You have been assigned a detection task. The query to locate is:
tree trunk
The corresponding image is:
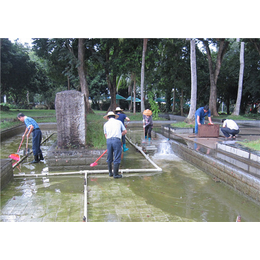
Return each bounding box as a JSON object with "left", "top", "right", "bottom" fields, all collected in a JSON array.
[
  {"left": 186, "top": 39, "right": 197, "bottom": 123},
  {"left": 203, "top": 39, "right": 229, "bottom": 117},
  {"left": 67, "top": 76, "right": 70, "bottom": 90},
  {"left": 141, "top": 38, "right": 147, "bottom": 112},
  {"left": 105, "top": 46, "right": 117, "bottom": 112},
  {"left": 172, "top": 87, "right": 176, "bottom": 113},
  {"left": 232, "top": 42, "right": 245, "bottom": 116},
  {"left": 133, "top": 74, "right": 136, "bottom": 114},
  {"left": 180, "top": 89, "right": 184, "bottom": 116},
  {"left": 77, "top": 38, "right": 93, "bottom": 114}
]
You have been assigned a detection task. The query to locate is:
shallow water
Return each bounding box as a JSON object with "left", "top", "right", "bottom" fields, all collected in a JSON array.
[
  {"left": 1, "top": 128, "right": 260, "bottom": 222},
  {"left": 1, "top": 130, "right": 56, "bottom": 174}
]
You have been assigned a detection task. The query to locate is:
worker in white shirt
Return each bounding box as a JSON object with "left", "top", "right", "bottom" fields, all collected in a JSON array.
[{"left": 221, "top": 119, "right": 239, "bottom": 139}]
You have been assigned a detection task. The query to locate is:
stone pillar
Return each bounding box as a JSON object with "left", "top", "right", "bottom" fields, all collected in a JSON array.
[{"left": 55, "top": 90, "right": 86, "bottom": 148}]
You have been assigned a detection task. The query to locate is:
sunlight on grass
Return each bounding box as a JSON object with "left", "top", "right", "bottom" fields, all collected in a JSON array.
[{"left": 239, "top": 139, "right": 260, "bottom": 151}]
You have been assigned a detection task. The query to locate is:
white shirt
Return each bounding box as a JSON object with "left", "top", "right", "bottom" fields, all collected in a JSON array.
[
  {"left": 223, "top": 119, "right": 239, "bottom": 130},
  {"left": 104, "top": 118, "right": 126, "bottom": 139}
]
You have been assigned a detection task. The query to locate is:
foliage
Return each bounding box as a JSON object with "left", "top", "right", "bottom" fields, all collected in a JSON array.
[
  {"left": 2, "top": 38, "right": 260, "bottom": 120},
  {"left": 147, "top": 92, "right": 160, "bottom": 119},
  {"left": 0, "top": 103, "right": 9, "bottom": 111}
]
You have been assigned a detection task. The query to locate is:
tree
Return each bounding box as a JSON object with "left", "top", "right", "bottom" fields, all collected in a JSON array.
[
  {"left": 140, "top": 38, "right": 147, "bottom": 112},
  {"left": 200, "top": 38, "right": 229, "bottom": 116},
  {"left": 77, "top": 38, "right": 92, "bottom": 113},
  {"left": 186, "top": 39, "right": 197, "bottom": 123},
  {"left": 1, "top": 39, "right": 37, "bottom": 105},
  {"left": 232, "top": 41, "right": 245, "bottom": 116},
  {"left": 33, "top": 38, "right": 93, "bottom": 113}
]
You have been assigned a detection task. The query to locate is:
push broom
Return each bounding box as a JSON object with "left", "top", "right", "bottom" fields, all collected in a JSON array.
[{"left": 90, "top": 150, "right": 107, "bottom": 167}]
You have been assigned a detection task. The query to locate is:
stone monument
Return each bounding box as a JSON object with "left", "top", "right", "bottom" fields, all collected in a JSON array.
[{"left": 55, "top": 90, "right": 86, "bottom": 148}]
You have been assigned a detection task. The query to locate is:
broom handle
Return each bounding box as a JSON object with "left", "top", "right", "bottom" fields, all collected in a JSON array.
[
  {"left": 94, "top": 150, "right": 107, "bottom": 163},
  {"left": 17, "top": 135, "right": 25, "bottom": 153}
]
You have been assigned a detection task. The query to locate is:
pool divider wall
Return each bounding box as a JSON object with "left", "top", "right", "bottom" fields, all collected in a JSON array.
[
  {"left": 47, "top": 142, "right": 108, "bottom": 172},
  {"left": 0, "top": 159, "right": 13, "bottom": 190},
  {"left": 1, "top": 123, "right": 57, "bottom": 141},
  {"left": 170, "top": 139, "right": 260, "bottom": 203}
]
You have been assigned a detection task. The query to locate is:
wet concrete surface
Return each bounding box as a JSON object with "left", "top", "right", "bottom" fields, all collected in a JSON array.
[{"left": 1, "top": 122, "right": 260, "bottom": 222}]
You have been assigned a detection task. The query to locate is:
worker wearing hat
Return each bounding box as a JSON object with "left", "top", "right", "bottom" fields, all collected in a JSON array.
[
  {"left": 114, "top": 107, "right": 130, "bottom": 152},
  {"left": 143, "top": 109, "right": 153, "bottom": 141},
  {"left": 103, "top": 111, "right": 127, "bottom": 178}
]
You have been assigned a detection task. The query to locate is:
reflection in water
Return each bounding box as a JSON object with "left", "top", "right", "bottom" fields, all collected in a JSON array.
[{"left": 1, "top": 128, "right": 260, "bottom": 222}]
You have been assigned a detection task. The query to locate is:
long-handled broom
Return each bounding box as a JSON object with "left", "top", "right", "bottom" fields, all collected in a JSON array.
[{"left": 90, "top": 150, "right": 107, "bottom": 167}]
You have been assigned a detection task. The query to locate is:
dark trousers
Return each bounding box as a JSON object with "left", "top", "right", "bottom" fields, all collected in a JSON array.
[
  {"left": 106, "top": 138, "right": 122, "bottom": 165},
  {"left": 221, "top": 127, "right": 239, "bottom": 138},
  {"left": 145, "top": 125, "right": 152, "bottom": 138},
  {"left": 32, "top": 129, "right": 42, "bottom": 156}
]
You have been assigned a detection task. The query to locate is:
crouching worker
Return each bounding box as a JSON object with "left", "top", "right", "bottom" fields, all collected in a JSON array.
[
  {"left": 221, "top": 119, "right": 239, "bottom": 139},
  {"left": 17, "top": 113, "right": 44, "bottom": 163},
  {"left": 103, "top": 111, "right": 127, "bottom": 178}
]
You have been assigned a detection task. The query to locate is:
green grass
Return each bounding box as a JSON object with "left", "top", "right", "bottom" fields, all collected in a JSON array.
[
  {"left": 86, "top": 113, "right": 107, "bottom": 149},
  {"left": 0, "top": 109, "right": 56, "bottom": 130},
  {"left": 170, "top": 122, "right": 194, "bottom": 128},
  {"left": 2, "top": 109, "right": 260, "bottom": 151},
  {"left": 238, "top": 139, "right": 260, "bottom": 151}
]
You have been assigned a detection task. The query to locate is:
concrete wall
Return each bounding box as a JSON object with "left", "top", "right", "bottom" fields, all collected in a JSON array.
[
  {"left": 171, "top": 140, "right": 260, "bottom": 203},
  {"left": 0, "top": 123, "right": 57, "bottom": 141},
  {"left": 47, "top": 142, "right": 107, "bottom": 172},
  {"left": 0, "top": 159, "right": 13, "bottom": 190}
]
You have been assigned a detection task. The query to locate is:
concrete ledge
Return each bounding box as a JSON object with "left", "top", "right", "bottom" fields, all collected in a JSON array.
[
  {"left": 1, "top": 123, "right": 57, "bottom": 141},
  {"left": 162, "top": 126, "right": 194, "bottom": 134},
  {"left": 0, "top": 159, "right": 13, "bottom": 190},
  {"left": 171, "top": 140, "right": 260, "bottom": 203},
  {"left": 217, "top": 142, "right": 260, "bottom": 162},
  {"left": 47, "top": 142, "right": 107, "bottom": 172}
]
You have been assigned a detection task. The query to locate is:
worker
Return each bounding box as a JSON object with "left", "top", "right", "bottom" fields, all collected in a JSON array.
[
  {"left": 103, "top": 111, "right": 127, "bottom": 178},
  {"left": 195, "top": 105, "right": 213, "bottom": 134},
  {"left": 221, "top": 119, "right": 239, "bottom": 139},
  {"left": 143, "top": 109, "right": 153, "bottom": 141},
  {"left": 17, "top": 113, "right": 44, "bottom": 163},
  {"left": 114, "top": 107, "right": 130, "bottom": 152}
]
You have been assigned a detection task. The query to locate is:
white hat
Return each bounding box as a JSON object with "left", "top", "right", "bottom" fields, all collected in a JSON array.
[
  {"left": 115, "top": 107, "right": 123, "bottom": 112},
  {"left": 103, "top": 111, "right": 119, "bottom": 120}
]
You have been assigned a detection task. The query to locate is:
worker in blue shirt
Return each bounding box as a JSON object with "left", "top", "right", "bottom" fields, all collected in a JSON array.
[
  {"left": 114, "top": 107, "right": 130, "bottom": 152},
  {"left": 17, "top": 113, "right": 44, "bottom": 163},
  {"left": 195, "top": 105, "right": 213, "bottom": 134}
]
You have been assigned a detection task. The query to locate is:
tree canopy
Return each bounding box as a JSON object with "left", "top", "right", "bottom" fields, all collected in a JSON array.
[{"left": 1, "top": 38, "right": 259, "bottom": 117}]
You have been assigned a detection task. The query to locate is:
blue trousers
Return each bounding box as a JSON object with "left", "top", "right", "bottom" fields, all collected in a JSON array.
[
  {"left": 106, "top": 138, "right": 122, "bottom": 164},
  {"left": 221, "top": 127, "right": 239, "bottom": 137},
  {"left": 32, "top": 128, "right": 42, "bottom": 156},
  {"left": 195, "top": 118, "right": 205, "bottom": 134}
]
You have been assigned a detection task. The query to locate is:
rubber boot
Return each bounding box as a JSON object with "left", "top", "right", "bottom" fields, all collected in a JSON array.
[
  {"left": 113, "top": 163, "right": 122, "bottom": 178},
  {"left": 39, "top": 152, "right": 44, "bottom": 161},
  {"left": 108, "top": 163, "right": 113, "bottom": 177},
  {"left": 123, "top": 144, "right": 129, "bottom": 152},
  {"left": 30, "top": 154, "right": 40, "bottom": 164}
]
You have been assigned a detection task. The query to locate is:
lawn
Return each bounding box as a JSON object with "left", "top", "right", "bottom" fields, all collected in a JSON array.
[{"left": 1, "top": 109, "right": 260, "bottom": 151}]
